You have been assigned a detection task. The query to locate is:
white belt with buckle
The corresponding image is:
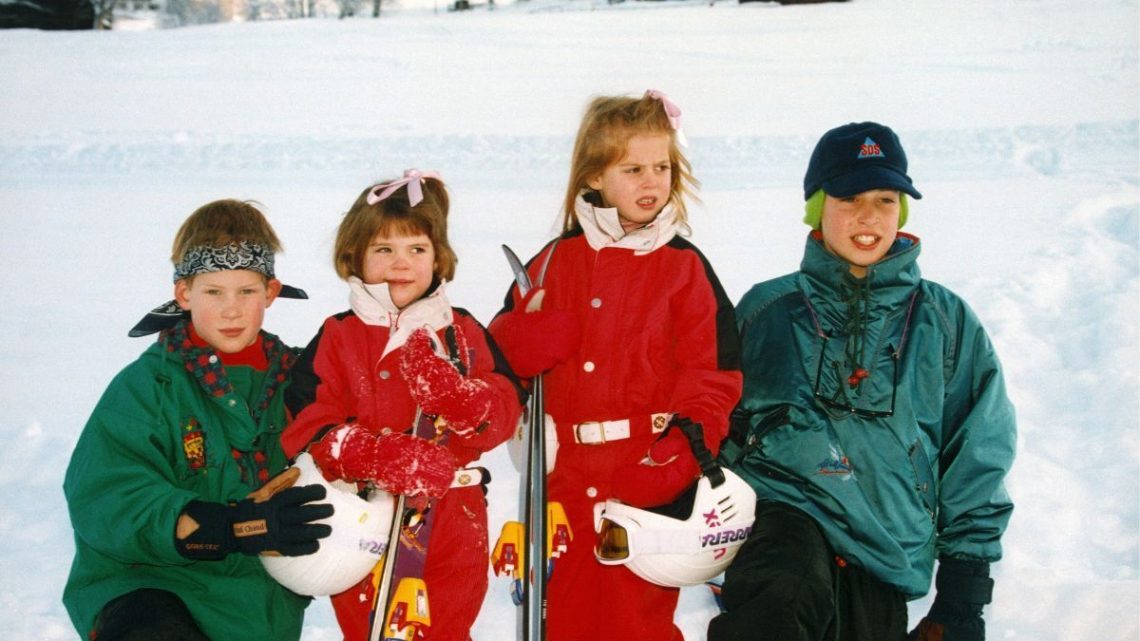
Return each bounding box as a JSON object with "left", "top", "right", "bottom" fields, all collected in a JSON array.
[
  {"left": 573, "top": 419, "right": 631, "bottom": 444},
  {"left": 571, "top": 413, "right": 672, "bottom": 445}
]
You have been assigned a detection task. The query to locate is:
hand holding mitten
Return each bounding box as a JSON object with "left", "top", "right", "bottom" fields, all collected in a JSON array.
[
  {"left": 401, "top": 327, "right": 496, "bottom": 435},
  {"left": 309, "top": 423, "right": 456, "bottom": 498}
]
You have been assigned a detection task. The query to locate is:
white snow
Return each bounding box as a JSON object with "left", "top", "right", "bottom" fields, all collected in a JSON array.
[{"left": 0, "top": 0, "right": 1137, "bottom": 639}]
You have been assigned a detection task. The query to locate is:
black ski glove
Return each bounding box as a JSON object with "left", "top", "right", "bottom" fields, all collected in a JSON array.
[
  {"left": 176, "top": 484, "right": 334, "bottom": 560},
  {"left": 908, "top": 558, "right": 994, "bottom": 641}
]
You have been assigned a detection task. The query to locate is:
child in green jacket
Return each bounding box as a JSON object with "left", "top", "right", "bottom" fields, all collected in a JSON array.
[
  {"left": 710, "top": 123, "right": 1015, "bottom": 641},
  {"left": 63, "top": 200, "right": 333, "bottom": 641}
]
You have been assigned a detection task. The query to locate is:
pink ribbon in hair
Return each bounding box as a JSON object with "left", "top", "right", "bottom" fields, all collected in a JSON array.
[
  {"left": 366, "top": 168, "right": 443, "bottom": 207},
  {"left": 645, "top": 89, "right": 687, "bottom": 146},
  {"left": 645, "top": 89, "right": 682, "bottom": 131}
]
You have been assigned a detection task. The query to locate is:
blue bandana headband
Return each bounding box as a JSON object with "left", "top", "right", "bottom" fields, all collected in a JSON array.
[
  {"left": 129, "top": 240, "right": 307, "bottom": 338},
  {"left": 173, "top": 241, "right": 275, "bottom": 282}
]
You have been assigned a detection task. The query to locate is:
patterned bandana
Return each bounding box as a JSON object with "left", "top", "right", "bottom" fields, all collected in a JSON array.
[
  {"left": 129, "top": 241, "right": 307, "bottom": 338},
  {"left": 173, "top": 241, "right": 275, "bottom": 282}
]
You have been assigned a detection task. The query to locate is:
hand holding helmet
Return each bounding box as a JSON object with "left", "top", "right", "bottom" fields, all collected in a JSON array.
[
  {"left": 175, "top": 480, "right": 334, "bottom": 560},
  {"left": 610, "top": 416, "right": 708, "bottom": 508},
  {"left": 260, "top": 453, "right": 398, "bottom": 596},
  {"left": 594, "top": 414, "right": 757, "bottom": 588}
]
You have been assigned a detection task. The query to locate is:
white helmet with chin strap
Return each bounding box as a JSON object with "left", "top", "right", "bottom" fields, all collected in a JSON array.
[
  {"left": 593, "top": 417, "right": 757, "bottom": 588},
  {"left": 260, "top": 452, "right": 396, "bottom": 596}
]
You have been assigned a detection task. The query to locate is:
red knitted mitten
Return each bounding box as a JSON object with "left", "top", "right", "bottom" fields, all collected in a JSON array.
[
  {"left": 401, "top": 328, "right": 495, "bottom": 436},
  {"left": 309, "top": 423, "right": 456, "bottom": 498}
]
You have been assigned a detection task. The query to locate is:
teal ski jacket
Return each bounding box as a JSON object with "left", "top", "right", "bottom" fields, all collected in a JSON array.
[
  {"left": 722, "top": 232, "right": 1015, "bottom": 597},
  {"left": 63, "top": 321, "right": 309, "bottom": 640}
]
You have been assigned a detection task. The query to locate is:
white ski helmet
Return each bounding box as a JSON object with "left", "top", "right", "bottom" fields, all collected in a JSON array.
[
  {"left": 260, "top": 452, "right": 396, "bottom": 596},
  {"left": 593, "top": 467, "right": 756, "bottom": 588}
]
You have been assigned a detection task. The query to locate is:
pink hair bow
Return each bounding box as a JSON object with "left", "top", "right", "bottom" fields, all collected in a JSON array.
[
  {"left": 645, "top": 89, "right": 687, "bottom": 146},
  {"left": 366, "top": 168, "right": 443, "bottom": 207}
]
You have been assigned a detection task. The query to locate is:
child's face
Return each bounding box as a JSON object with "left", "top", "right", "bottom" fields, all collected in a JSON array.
[
  {"left": 819, "top": 189, "right": 901, "bottom": 278},
  {"left": 362, "top": 230, "right": 436, "bottom": 309},
  {"left": 588, "top": 133, "right": 672, "bottom": 231},
  {"left": 175, "top": 269, "right": 281, "bottom": 353}
]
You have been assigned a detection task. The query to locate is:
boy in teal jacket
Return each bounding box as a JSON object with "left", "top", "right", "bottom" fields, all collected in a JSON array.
[
  {"left": 63, "top": 200, "right": 333, "bottom": 641},
  {"left": 710, "top": 123, "right": 1015, "bottom": 641}
]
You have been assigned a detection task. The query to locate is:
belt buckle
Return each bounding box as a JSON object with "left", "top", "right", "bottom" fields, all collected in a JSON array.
[{"left": 576, "top": 421, "right": 604, "bottom": 444}]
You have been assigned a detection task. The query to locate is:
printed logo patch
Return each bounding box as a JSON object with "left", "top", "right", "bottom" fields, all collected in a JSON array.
[
  {"left": 858, "top": 137, "right": 885, "bottom": 159},
  {"left": 233, "top": 518, "right": 269, "bottom": 537},
  {"left": 181, "top": 416, "right": 206, "bottom": 470},
  {"left": 816, "top": 444, "right": 855, "bottom": 481},
  {"left": 701, "top": 508, "right": 750, "bottom": 558}
]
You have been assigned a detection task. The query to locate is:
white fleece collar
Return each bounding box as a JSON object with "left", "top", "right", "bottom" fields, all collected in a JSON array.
[
  {"left": 347, "top": 276, "right": 453, "bottom": 359},
  {"left": 574, "top": 190, "right": 681, "bottom": 254}
]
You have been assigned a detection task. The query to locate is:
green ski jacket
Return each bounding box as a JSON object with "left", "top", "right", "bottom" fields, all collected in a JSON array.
[
  {"left": 63, "top": 321, "right": 308, "bottom": 640},
  {"left": 723, "top": 233, "right": 1015, "bottom": 597}
]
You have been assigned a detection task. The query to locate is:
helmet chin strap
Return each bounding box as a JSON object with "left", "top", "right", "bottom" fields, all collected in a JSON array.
[{"left": 666, "top": 416, "right": 725, "bottom": 487}]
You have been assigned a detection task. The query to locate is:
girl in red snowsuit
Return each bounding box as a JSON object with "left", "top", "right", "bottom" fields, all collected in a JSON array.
[
  {"left": 490, "top": 92, "right": 743, "bottom": 641},
  {"left": 283, "top": 170, "right": 525, "bottom": 641}
]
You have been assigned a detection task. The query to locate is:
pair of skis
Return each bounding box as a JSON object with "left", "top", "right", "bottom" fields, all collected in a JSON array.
[{"left": 489, "top": 244, "right": 567, "bottom": 641}]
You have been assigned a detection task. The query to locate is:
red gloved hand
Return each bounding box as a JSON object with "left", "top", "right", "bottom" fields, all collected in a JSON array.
[
  {"left": 492, "top": 289, "right": 580, "bottom": 378},
  {"left": 309, "top": 423, "right": 456, "bottom": 499},
  {"left": 401, "top": 327, "right": 496, "bottom": 436},
  {"left": 609, "top": 428, "right": 701, "bottom": 508}
]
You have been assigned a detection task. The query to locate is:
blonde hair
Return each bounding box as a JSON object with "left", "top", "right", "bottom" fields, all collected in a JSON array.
[
  {"left": 333, "top": 177, "right": 457, "bottom": 281},
  {"left": 171, "top": 199, "right": 282, "bottom": 265},
  {"left": 562, "top": 93, "right": 699, "bottom": 232}
]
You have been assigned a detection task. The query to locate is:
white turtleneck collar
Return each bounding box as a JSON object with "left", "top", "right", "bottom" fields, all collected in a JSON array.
[
  {"left": 574, "top": 190, "right": 684, "bottom": 255},
  {"left": 347, "top": 276, "right": 454, "bottom": 359}
]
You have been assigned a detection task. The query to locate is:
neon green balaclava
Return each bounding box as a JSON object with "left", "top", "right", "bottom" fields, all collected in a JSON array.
[{"left": 802, "top": 190, "right": 909, "bottom": 230}]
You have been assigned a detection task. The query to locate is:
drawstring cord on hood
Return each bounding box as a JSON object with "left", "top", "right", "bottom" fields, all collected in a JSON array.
[{"left": 830, "top": 274, "right": 873, "bottom": 406}]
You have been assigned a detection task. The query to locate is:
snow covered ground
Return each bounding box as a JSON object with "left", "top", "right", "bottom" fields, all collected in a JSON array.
[{"left": 1, "top": 0, "right": 1137, "bottom": 639}]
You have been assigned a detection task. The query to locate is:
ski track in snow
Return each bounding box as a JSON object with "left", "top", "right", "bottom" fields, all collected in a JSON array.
[{"left": 1, "top": 121, "right": 1135, "bottom": 185}]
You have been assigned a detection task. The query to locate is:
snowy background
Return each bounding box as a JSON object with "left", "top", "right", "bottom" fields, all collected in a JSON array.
[{"left": 1, "top": 0, "right": 1137, "bottom": 639}]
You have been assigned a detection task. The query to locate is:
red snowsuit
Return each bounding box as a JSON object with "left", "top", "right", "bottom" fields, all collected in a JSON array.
[
  {"left": 283, "top": 281, "right": 524, "bottom": 641},
  {"left": 490, "top": 199, "right": 742, "bottom": 641}
]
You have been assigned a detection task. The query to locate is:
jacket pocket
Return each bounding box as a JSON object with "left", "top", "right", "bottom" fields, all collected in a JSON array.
[
  {"left": 907, "top": 438, "right": 937, "bottom": 522},
  {"left": 721, "top": 404, "right": 791, "bottom": 467}
]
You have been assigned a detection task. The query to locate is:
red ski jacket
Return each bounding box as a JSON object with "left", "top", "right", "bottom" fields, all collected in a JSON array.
[
  {"left": 493, "top": 228, "right": 741, "bottom": 448},
  {"left": 282, "top": 306, "right": 524, "bottom": 463}
]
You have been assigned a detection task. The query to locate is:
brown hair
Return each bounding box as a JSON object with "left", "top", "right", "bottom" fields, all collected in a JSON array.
[
  {"left": 171, "top": 199, "right": 282, "bottom": 264},
  {"left": 333, "top": 177, "right": 457, "bottom": 281},
  {"left": 562, "top": 93, "right": 699, "bottom": 232}
]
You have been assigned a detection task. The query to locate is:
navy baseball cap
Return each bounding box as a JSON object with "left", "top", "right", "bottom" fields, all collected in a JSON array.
[{"left": 802, "top": 122, "right": 922, "bottom": 201}]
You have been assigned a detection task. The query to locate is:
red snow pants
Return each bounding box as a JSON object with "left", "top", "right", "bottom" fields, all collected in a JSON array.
[
  {"left": 545, "top": 439, "right": 684, "bottom": 641},
  {"left": 329, "top": 485, "right": 489, "bottom": 641}
]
